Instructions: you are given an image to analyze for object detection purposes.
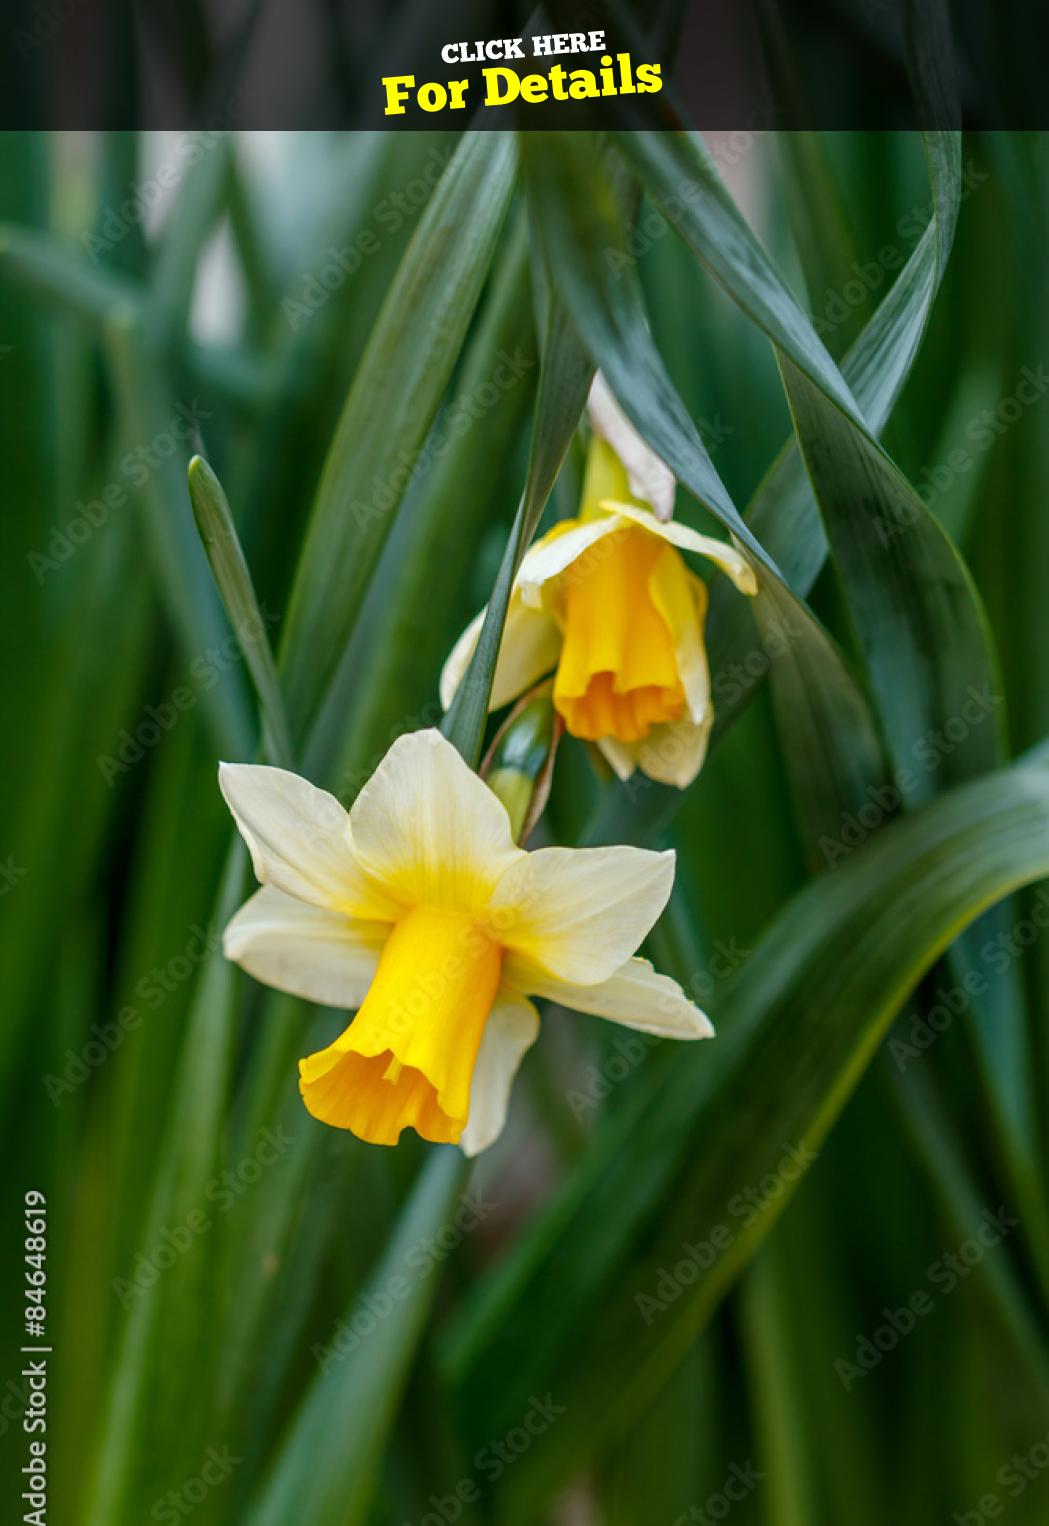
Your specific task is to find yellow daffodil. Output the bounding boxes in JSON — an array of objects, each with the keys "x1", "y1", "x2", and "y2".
[
  {"x1": 219, "y1": 729, "x2": 710, "y2": 1154},
  {"x1": 441, "y1": 375, "x2": 759, "y2": 788}
]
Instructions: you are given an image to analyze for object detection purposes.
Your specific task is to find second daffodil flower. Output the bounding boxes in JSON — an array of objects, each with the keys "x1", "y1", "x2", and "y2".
[
  {"x1": 441, "y1": 375, "x2": 759, "y2": 788},
  {"x1": 220, "y1": 729, "x2": 710, "y2": 1156}
]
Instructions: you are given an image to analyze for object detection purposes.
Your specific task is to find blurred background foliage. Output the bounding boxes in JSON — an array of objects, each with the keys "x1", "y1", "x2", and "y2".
[{"x1": 1, "y1": 121, "x2": 1049, "y2": 1526}]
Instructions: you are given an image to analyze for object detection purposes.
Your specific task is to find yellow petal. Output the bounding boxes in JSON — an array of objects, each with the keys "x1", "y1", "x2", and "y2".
[
  {"x1": 224, "y1": 886, "x2": 388, "y2": 1008},
  {"x1": 348, "y1": 729, "x2": 523, "y2": 914},
  {"x1": 298, "y1": 905, "x2": 502, "y2": 1145},
  {"x1": 488, "y1": 844, "x2": 675, "y2": 984},
  {"x1": 460, "y1": 988, "x2": 540, "y2": 1157},
  {"x1": 516, "y1": 515, "x2": 621, "y2": 611},
  {"x1": 218, "y1": 762, "x2": 398, "y2": 919},
  {"x1": 648, "y1": 557, "x2": 710, "y2": 724},
  {"x1": 508, "y1": 954, "x2": 713, "y2": 1038},
  {"x1": 600, "y1": 500, "x2": 758, "y2": 595},
  {"x1": 552, "y1": 526, "x2": 686, "y2": 743},
  {"x1": 439, "y1": 586, "x2": 561, "y2": 713}
]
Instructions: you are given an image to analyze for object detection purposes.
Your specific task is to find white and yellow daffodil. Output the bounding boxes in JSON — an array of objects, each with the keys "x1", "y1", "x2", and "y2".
[
  {"x1": 219, "y1": 729, "x2": 710, "y2": 1155},
  {"x1": 441, "y1": 375, "x2": 758, "y2": 788}
]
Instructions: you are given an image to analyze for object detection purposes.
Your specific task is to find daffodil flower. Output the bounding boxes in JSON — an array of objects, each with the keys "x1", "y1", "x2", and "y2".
[
  {"x1": 441, "y1": 375, "x2": 759, "y2": 788},
  {"x1": 219, "y1": 729, "x2": 710, "y2": 1154}
]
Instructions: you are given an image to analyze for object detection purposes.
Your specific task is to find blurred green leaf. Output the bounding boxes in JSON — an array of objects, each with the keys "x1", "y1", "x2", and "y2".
[
  {"x1": 278, "y1": 132, "x2": 517, "y2": 743},
  {"x1": 245, "y1": 1147, "x2": 469, "y2": 1526},
  {"x1": 104, "y1": 310, "x2": 254, "y2": 759},
  {"x1": 446, "y1": 762, "x2": 1049, "y2": 1518}
]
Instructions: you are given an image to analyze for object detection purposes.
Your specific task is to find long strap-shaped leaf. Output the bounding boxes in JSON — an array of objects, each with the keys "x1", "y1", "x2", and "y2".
[
  {"x1": 241, "y1": 239, "x2": 591, "y2": 1526},
  {"x1": 522, "y1": 131, "x2": 886, "y2": 825},
  {"x1": 278, "y1": 132, "x2": 517, "y2": 744},
  {"x1": 585, "y1": 124, "x2": 961, "y2": 850},
  {"x1": 446, "y1": 763, "x2": 1049, "y2": 1520},
  {"x1": 244, "y1": 1148, "x2": 469, "y2": 1526},
  {"x1": 442, "y1": 289, "x2": 593, "y2": 765}
]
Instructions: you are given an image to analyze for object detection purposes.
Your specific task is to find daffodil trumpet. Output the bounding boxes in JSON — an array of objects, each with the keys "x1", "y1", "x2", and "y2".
[
  {"x1": 441, "y1": 375, "x2": 759, "y2": 788},
  {"x1": 220, "y1": 729, "x2": 711, "y2": 1155}
]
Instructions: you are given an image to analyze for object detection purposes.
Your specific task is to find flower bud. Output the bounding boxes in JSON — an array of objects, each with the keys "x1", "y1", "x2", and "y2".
[{"x1": 482, "y1": 688, "x2": 562, "y2": 844}]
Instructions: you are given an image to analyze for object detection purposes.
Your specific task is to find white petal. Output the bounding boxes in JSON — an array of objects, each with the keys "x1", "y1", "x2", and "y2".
[
  {"x1": 587, "y1": 373, "x2": 676, "y2": 521},
  {"x1": 349, "y1": 729, "x2": 523, "y2": 913},
  {"x1": 595, "y1": 734, "x2": 638, "y2": 782},
  {"x1": 219, "y1": 763, "x2": 398, "y2": 918},
  {"x1": 636, "y1": 711, "x2": 714, "y2": 788},
  {"x1": 439, "y1": 588, "x2": 561, "y2": 712},
  {"x1": 517, "y1": 516, "x2": 621, "y2": 608},
  {"x1": 223, "y1": 886, "x2": 387, "y2": 1009},
  {"x1": 601, "y1": 501, "x2": 758, "y2": 595},
  {"x1": 459, "y1": 988, "x2": 540, "y2": 1157},
  {"x1": 511, "y1": 955, "x2": 713, "y2": 1038},
  {"x1": 489, "y1": 844, "x2": 675, "y2": 984}
]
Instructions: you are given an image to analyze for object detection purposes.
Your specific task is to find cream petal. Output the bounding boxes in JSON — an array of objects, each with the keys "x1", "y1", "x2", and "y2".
[
  {"x1": 218, "y1": 762, "x2": 397, "y2": 918},
  {"x1": 594, "y1": 734, "x2": 639, "y2": 782},
  {"x1": 439, "y1": 588, "x2": 562, "y2": 713},
  {"x1": 223, "y1": 886, "x2": 388, "y2": 1009},
  {"x1": 517, "y1": 516, "x2": 622, "y2": 608},
  {"x1": 459, "y1": 988, "x2": 541, "y2": 1157},
  {"x1": 509, "y1": 954, "x2": 713, "y2": 1038},
  {"x1": 635, "y1": 711, "x2": 714, "y2": 788},
  {"x1": 587, "y1": 373, "x2": 676, "y2": 521},
  {"x1": 601, "y1": 500, "x2": 758, "y2": 595},
  {"x1": 348, "y1": 729, "x2": 523, "y2": 913},
  {"x1": 489, "y1": 844, "x2": 675, "y2": 984}
]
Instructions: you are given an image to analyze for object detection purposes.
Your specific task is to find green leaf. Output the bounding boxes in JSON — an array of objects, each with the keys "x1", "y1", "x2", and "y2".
[
  {"x1": 522, "y1": 131, "x2": 885, "y2": 838},
  {"x1": 84, "y1": 845, "x2": 247, "y2": 1526},
  {"x1": 103, "y1": 310, "x2": 254, "y2": 759},
  {"x1": 245, "y1": 1148, "x2": 470, "y2": 1526},
  {"x1": 0, "y1": 221, "x2": 142, "y2": 327},
  {"x1": 583, "y1": 126, "x2": 961, "y2": 850},
  {"x1": 188, "y1": 454, "x2": 294, "y2": 768},
  {"x1": 441, "y1": 293, "x2": 592, "y2": 765},
  {"x1": 445, "y1": 762, "x2": 1049, "y2": 1518},
  {"x1": 278, "y1": 132, "x2": 518, "y2": 744}
]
